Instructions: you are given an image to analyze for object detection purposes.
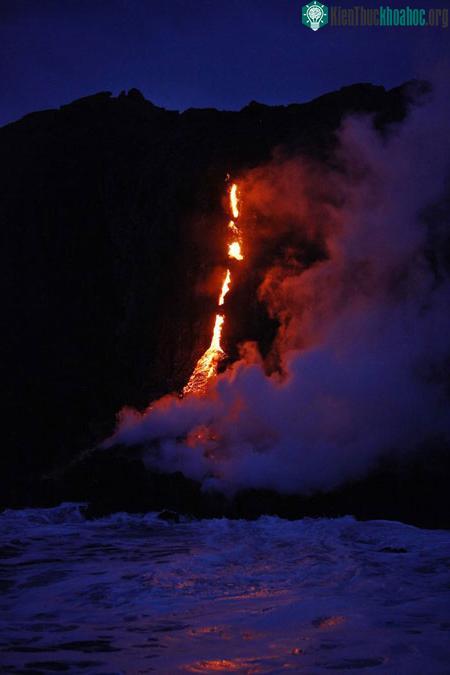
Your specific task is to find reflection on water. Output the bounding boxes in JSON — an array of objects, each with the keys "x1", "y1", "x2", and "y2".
[
  {"x1": 185, "y1": 659, "x2": 261, "y2": 672},
  {"x1": 0, "y1": 504, "x2": 449, "y2": 673}
]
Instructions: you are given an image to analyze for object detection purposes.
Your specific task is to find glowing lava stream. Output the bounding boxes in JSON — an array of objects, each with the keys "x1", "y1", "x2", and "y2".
[
  {"x1": 230, "y1": 183, "x2": 239, "y2": 219},
  {"x1": 219, "y1": 269, "x2": 231, "y2": 306},
  {"x1": 228, "y1": 241, "x2": 243, "y2": 261},
  {"x1": 183, "y1": 182, "x2": 244, "y2": 396}
]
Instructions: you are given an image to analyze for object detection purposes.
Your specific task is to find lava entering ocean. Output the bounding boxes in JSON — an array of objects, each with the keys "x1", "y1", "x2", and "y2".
[
  {"x1": 182, "y1": 182, "x2": 244, "y2": 396},
  {"x1": 111, "y1": 84, "x2": 450, "y2": 499}
]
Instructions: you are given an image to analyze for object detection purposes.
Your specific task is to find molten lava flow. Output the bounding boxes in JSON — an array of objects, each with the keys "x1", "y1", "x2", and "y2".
[
  {"x1": 219, "y1": 269, "x2": 231, "y2": 306},
  {"x1": 227, "y1": 184, "x2": 244, "y2": 260},
  {"x1": 230, "y1": 183, "x2": 239, "y2": 218},
  {"x1": 210, "y1": 313, "x2": 224, "y2": 352},
  {"x1": 228, "y1": 220, "x2": 239, "y2": 236},
  {"x1": 182, "y1": 314, "x2": 224, "y2": 396},
  {"x1": 228, "y1": 241, "x2": 243, "y2": 261},
  {"x1": 183, "y1": 181, "x2": 244, "y2": 396}
]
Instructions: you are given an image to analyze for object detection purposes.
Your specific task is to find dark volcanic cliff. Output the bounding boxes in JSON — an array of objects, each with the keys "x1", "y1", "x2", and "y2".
[{"x1": 1, "y1": 82, "x2": 426, "y2": 509}]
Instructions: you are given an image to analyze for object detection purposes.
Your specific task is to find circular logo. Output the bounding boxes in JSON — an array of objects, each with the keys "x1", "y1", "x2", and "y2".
[
  {"x1": 302, "y1": 2, "x2": 329, "y2": 31},
  {"x1": 307, "y1": 5, "x2": 324, "y2": 23}
]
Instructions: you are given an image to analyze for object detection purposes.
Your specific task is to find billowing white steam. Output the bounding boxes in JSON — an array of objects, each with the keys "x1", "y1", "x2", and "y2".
[{"x1": 109, "y1": 83, "x2": 450, "y2": 495}]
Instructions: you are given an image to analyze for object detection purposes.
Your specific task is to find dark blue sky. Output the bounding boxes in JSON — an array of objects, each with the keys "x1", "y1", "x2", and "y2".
[{"x1": 0, "y1": 0, "x2": 448, "y2": 126}]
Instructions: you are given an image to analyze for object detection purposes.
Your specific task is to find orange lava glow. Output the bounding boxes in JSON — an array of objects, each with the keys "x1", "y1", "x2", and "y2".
[
  {"x1": 182, "y1": 314, "x2": 224, "y2": 396},
  {"x1": 183, "y1": 178, "x2": 244, "y2": 396},
  {"x1": 227, "y1": 186, "x2": 244, "y2": 260},
  {"x1": 228, "y1": 241, "x2": 243, "y2": 261},
  {"x1": 219, "y1": 269, "x2": 231, "y2": 306},
  {"x1": 230, "y1": 183, "x2": 239, "y2": 218},
  {"x1": 211, "y1": 313, "x2": 224, "y2": 351},
  {"x1": 228, "y1": 220, "x2": 239, "y2": 235}
]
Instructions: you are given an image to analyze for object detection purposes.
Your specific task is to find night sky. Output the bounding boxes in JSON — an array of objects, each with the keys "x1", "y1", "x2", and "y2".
[{"x1": 0, "y1": 0, "x2": 448, "y2": 126}]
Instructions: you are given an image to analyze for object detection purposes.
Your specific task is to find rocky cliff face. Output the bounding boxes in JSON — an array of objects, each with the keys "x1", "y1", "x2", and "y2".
[{"x1": 0, "y1": 82, "x2": 423, "y2": 508}]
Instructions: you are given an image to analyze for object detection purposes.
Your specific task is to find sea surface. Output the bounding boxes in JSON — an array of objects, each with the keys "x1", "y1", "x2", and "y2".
[{"x1": 1, "y1": 504, "x2": 449, "y2": 674}]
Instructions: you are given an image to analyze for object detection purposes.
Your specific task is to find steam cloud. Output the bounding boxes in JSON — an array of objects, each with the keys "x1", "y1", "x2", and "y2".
[{"x1": 109, "y1": 82, "x2": 450, "y2": 496}]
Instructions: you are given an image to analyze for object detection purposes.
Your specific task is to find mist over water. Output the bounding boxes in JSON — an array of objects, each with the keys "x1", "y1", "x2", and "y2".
[{"x1": 111, "y1": 82, "x2": 450, "y2": 495}]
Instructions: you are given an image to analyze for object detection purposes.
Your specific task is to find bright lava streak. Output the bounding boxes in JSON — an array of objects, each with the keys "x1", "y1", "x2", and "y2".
[
  {"x1": 183, "y1": 179, "x2": 244, "y2": 396},
  {"x1": 182, "y1": 314, "x2": 224, "y2": 396},
  {"x1": 219, "y1": 269, "x2": 231, "y2": 306},
  {"x1": 210, "y1": 314, "x2": 224, "y2": 352},
  {"x1": 228, "y1": 241, "x2": 243, "y2": 261},
  {"x1": 230, "y1": 184, "x2": 239, "y2": 218}
]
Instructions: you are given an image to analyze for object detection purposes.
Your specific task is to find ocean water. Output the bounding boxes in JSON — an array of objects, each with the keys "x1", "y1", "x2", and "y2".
[{"x1": 0, "y1": 504, "x2": 449, "y2": 674}]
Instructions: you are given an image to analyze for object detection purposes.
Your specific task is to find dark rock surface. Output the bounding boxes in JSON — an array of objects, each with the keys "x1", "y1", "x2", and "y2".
[{"x1": 3, "y1": 80, "x2": 446, "y2": 528}]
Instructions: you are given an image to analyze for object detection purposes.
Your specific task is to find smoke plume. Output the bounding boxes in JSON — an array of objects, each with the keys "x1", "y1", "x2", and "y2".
[{"x1": 108, "y1": 82, "x2": 450, "y2": 496}]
